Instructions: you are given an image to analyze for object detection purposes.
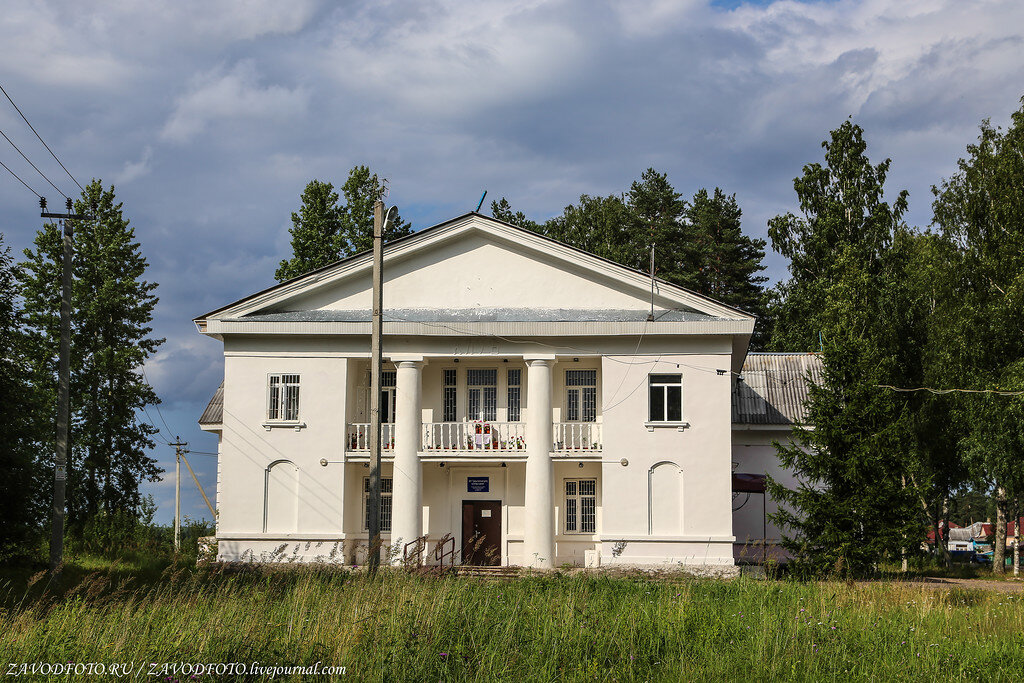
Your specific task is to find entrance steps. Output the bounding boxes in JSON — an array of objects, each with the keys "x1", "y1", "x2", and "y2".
[{"x1": 454, "y1": 565, "x2": 521, "y2": 579}]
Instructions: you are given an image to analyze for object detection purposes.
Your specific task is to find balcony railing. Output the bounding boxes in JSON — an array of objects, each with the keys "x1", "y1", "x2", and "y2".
[
  {"x1": 553, "y1": 422, "x2": 602, "y2": 452},
  {"x1": 346, "y1": 421, "x2": 602, "y2": 453},
  {"x1": 347, "y1": 423, "x2": 395, "y2": 451},
  {"x1": 422, "y1": 421, "x2": 527, "y2": 451}
]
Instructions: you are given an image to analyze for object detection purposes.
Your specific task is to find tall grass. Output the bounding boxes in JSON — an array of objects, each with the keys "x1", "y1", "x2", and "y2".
[{"x1": 1, "y1": 565, "x2": 1022, "y2": 681}]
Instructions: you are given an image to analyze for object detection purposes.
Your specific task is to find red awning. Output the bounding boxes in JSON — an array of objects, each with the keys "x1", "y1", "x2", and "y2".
[{"x1": 732, "y1": 473, "x2": 766, "y2": 493}]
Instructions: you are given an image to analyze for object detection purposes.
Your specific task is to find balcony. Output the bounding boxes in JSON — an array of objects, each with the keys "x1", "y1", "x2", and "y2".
[
  {"x1": 553, "y1": 422, "x2": 602, "y2": 452},
  {"x1": 346, "y1": 421, "x2": 602, "y2": 454},
  {"x1": 422, "y1": 422, "x2": 528, "y2": 452},
  {"x1": 347, "y1": 423, "x2": 396, "y2": 451}
]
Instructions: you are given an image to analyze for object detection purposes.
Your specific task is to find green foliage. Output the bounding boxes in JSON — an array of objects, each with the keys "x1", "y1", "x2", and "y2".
[
  {"x1": 3, "y1": 570, "x2": 1023, "y2": 680},
  {"x1": 489, "y1": 197, "x2": 539, "y2": 231},
  {"x1": 684, "y1": 188, "x2": 770, "y2": 344},
  {"x1": 19, "y1": 180, "x2": 164, "y2": 533},
  {"x1": 274, "y1": 180, "x2": 343, "y2": 281},
  {"x1": 0, "y1": 234, "x2": 43, "y2": 559},
  {"x1": 931, "y1": 98, "x2": 1024, "y2": 571},
  {"x1": 276, "y1": 167, "x2": 412, "y2": 282},
  {"x1": 766, "y1": 121, "x2": 920, "y2": 575},
  {"x1": 491, "y1": 169, "x2": 770, "y2": 341}
]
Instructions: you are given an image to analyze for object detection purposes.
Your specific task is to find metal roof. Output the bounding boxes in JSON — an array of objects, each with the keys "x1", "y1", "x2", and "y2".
[
  {"x1": 731, "y1": 353, "x2": 823, "y2": 425},
  {"x1": 241, "y1": 308, "x2": 718, "y2": 323},
  {"x1": 198, "y1": 381, "x2": 223, "y2": 426}
]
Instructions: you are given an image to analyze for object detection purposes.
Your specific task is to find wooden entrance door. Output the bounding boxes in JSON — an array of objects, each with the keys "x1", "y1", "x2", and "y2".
[{"x1": 462, "y1": 500, "x2": 502, "y2": 566}]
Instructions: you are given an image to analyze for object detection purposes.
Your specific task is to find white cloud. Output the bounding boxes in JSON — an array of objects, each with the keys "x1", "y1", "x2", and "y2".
[
  {"x1": 160, "y1": 61, "x2": 309, "y2": 143},
  {"x1": 114, "y1": 145, "x2": 153, "y2": 184}
]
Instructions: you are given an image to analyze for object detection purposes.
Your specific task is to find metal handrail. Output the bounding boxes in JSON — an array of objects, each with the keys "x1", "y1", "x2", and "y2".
[
  {"x1": 434, "y1": 533, "x2": 456, "y2": 570},
  {"x1": 403, "y1": 535, "x2": 427, "y2": 568}
]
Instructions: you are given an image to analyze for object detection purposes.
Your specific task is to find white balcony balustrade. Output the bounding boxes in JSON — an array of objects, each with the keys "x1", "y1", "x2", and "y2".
[
  {"x1": 347, "y1": 423, "x2": 396, "y2": 451},
  {"x1": 347, "y1": 421, "x2": 602, "y2": 453},
  {"x1": 553, "y1": 422, "x2": 603, "y2": 452},
  {"x1": 422, "y1": 422, "x2": 528, "y2": 452}
]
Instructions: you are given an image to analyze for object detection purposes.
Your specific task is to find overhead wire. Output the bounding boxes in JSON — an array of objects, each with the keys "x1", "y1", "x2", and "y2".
[
  {"x1": 141, "y1": 365, "x2": 179, "y2": 438},
  {"x1": 0, "y1": 81, "x2": 84, "y2": 192},
  {"x1": 0, "y1": 157, "x2": 41, "y2": 197},
  {"x1": 877, "y1": 384, "x2": 1024, "y2": 397},
  {"x1": 0, "y1": 128, "x2": 69, "y2": 199}
]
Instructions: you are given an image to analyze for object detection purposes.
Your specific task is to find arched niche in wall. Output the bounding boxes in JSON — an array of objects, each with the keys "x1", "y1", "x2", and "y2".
[
  {"x1": 264, "y1": 460, "x2": 299, "y2": 533},
  {"x1": 648, "y1": 461, "x2": 683, "y2": 535}
]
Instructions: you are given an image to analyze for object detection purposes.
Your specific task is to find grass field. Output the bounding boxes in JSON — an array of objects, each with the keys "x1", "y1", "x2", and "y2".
[{"x1": 1, "y1": 559, "x2": 1023, "y2": 681}]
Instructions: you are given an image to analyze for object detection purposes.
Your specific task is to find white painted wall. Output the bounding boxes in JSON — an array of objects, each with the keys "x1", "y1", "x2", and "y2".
[{"x1": 278, "y1": 232, "x2": 688, "y2": 313}]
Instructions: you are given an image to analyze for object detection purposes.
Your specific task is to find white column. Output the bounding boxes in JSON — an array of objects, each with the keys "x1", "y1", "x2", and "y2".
[
  {"x1": 525, "y1": 357, "x2": 555, "y2": 568},
  {"x1": 391, "y1": 359, "x2": 423, "y2": 562}
]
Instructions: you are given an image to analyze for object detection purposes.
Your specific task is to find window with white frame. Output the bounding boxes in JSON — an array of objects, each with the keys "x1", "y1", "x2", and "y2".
[
  {"x1": 648, "y1": 374, "x2": 682, "y2": 422},
  {"x1": 467, "y1": 369, "x2": 497, "y2": 421},
  {"x1": 362, "y1": 477, "x2": 393, "y2": 532},
  {"x1": 565, "y1": 369, "x2": 597, "y2": 422},
  {"x1": 442, "y1": 369, "x2": 457, "y2": 422},
  {"x1": 267, "y1": 374, "x2": 300, "y2": 421},
  {"x1": 565, "y1": 479, "x2": 596, "y2": 533},
  {"x1": 507, "y1": 369, "x2": 522, "y2": 422}
]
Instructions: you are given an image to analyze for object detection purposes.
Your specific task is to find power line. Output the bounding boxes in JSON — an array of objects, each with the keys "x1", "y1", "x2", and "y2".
[
  {"x1": 0, "y1": 128, "x2": 69, "y2": 199},
  {"x1": 877, "y1": 384, "x2": 1024, "y2": 397},
  {"x1": 0, "y1": 82, "x2": 84, "y2": 192},
  {"x1": 0, "y1": 157, "x2": 40, "y2": 197},
  {"x1": 141, "y1": 365, "x2": 178, "y2": 437}
]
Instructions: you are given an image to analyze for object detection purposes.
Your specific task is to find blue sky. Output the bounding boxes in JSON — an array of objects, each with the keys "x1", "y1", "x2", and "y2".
[{"x1": 0, "y1": 0, "x2": 1021, "y2": 524}]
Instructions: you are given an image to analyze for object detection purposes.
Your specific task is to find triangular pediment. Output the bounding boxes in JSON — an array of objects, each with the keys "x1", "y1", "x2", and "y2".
[{"x1": 197, "y1": 214, "x2": 752, "y2": 323}]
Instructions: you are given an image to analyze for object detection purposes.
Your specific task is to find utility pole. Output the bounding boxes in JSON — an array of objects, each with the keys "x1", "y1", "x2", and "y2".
[
  {"x1": 41, "y1": 197, "x2": 91, "y2": 576},
  {"x1": 368, "y1": 199, "x2": 397, "y2": 574},
  {"x1": 170, "y1": 437, "x2": 187, "y2": 552},
  {"x1": 181, "y1": 449, "x2": 216, "y2": 518}
]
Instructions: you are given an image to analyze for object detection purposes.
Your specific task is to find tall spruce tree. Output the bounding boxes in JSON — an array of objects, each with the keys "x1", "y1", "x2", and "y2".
[
  {"x1": 0, "y1": 234, "x2": 43, "y2": 558},
  {"x1": 488, "y1": 172, "x2": 770, "y2": 334},
  {"x1": 275, "y1": 180, "x2": 343, "y2": 281},
  {"x1": 490, "y1": 197, "x2": 539, "y2": 231},
  {"x1": 931, "y1": 99, "x2": 1024, "y2": 573},
  {"x1": 766, "y1": 121, "x2": 919, "y2": 575},
  {"x1": 337, "y1": 165, "x2": 412, "y2": 256},
  {"x1": 277, "y1": 167, "x2": 412, "y2": 281},
  {"x1": 684, "y1": 188, "x2": 770, "y2": 342},
  {"x1": 20, "y1": 181, "x2": 164, "y2": 531}
]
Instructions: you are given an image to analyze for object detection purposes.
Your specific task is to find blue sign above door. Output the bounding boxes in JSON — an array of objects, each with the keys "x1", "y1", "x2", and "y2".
[{"x1": 467, "y1": 476, "x2": 489, "y2": 493}]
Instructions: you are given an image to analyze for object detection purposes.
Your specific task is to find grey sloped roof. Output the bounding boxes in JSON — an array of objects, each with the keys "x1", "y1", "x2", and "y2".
[
  {"x1": 241, "y1": 308, "x2": 717, "y2": 323},
  {"x1": 731, "y1": 353, "x2": 823, "y2": 425},
  {"x1": 199, "y1": 381, "x2": 223, "y2": 426}
]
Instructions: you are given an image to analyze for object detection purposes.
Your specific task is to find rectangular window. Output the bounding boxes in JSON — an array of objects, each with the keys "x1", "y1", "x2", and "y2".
[
  {"x1": 467, "y1": 369, "x2": 497, "y2": 421},
  {"x1": 380, "y1": 371, "x2": 397, "y2": 423},
  {"x1": 443, "y1": 369, "x2": 458, "y2": 422},
  {"x1": 362, "y1": 477, "x2": 393, "y2": 532},
  {"x1": 565, "y1": 479, "x2": 597, "y2": 533},
  {"x1": 507, "y1": 369, "x2": 522, "y2": 422},
  {"x1": 268, "y1": 374, "x2": 300, "y2": 421},
  {"x1": 565, "y1": 369, "x2": 597, "y2": 422},
  {"x1": 648, "y1": 374, "x2": 682, "y2": 422}
]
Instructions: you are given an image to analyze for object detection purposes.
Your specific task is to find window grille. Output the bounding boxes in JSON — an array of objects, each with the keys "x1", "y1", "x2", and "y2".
[
  {"x1": 507, "y1": 369, "x2": 522, "y2": 422},
  {"x1": 268, "y1": 374, "x2": 300, "y2": 421},
  {"x1": 443, "y1": 369, "x2": 457, "y2": 422},
  {"x1": 648, "y1": 374, "x2": 683, "y2": 422},
  {"x1": 467, "y1": 369, "x2": 497, "y2": 421},
  {"x1": 565, "y1": 369, "x2": 596, "y2": 422},
  {"x1": 363, "y1": 477, "x2": 393, "y2": 532},
  {"x1": 565, "y1": 479, "x2": 597, "y2": 533}
]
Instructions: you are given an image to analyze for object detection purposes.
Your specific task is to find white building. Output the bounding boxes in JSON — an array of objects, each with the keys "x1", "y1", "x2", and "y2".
[{"x1": 195, "y1": 212, "x2": 816, "y2": 571}]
